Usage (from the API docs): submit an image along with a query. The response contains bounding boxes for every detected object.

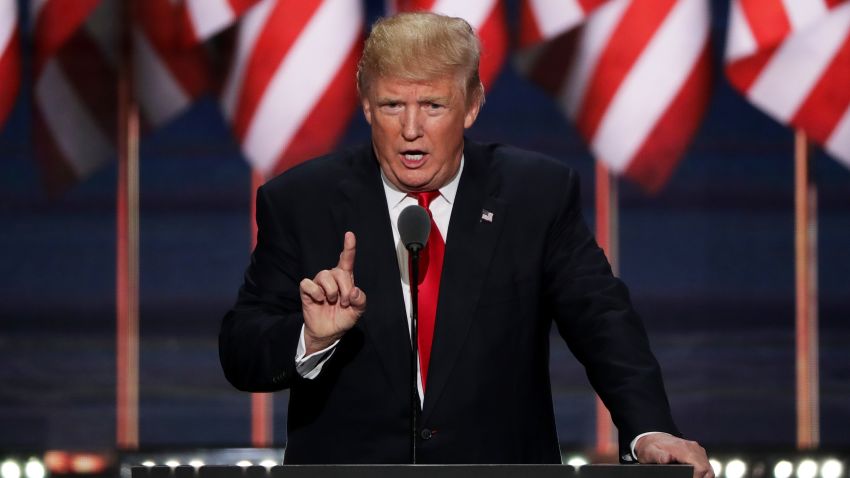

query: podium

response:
[131,465,693,478]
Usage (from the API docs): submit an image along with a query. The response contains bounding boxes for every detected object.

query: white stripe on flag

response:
[592,0,708,172]
[133,27,191,126]
[725,0,758,63]
[561,0,630,116]
[781,0,828,31]
[242,0,362,173]
[0,0,15,50]
[221,0,274,121]
[748,3,850,122]
[36,60,112,177]
[186,0,236,40]
[527,0,586,39]
[431,0,496,29]
[30,0,49,28]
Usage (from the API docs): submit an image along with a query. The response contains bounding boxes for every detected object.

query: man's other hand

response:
[300,231,367,354]
[635,433,714,478]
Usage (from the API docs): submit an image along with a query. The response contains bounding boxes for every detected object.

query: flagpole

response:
[116,0,140,450]
[594,161,619,459]
[794,129,819,449]
[250,169,273,447]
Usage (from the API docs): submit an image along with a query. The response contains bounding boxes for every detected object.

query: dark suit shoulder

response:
[261,143,373,199]
[465,141,580,204]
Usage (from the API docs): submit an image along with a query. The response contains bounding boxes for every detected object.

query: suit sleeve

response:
[544,169,680,461]
[219,184,305,392]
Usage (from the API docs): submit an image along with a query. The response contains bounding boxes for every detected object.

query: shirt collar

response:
[381,155,464,210]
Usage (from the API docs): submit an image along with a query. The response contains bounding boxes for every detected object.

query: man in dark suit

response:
[220,11,712,477]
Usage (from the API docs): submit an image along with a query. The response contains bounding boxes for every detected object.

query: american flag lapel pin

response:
[480,209,494,223]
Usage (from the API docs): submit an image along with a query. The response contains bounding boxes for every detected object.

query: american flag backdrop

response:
[516,0,712,193]
[31,0,211,193]
[216,0,363,177]
[0,0,19,128]
[725,0,850,168]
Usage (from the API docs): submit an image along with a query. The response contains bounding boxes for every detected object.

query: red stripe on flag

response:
[0,30,20,125]
[272,35,361,175]
[477,3,507,88]
[55,30,118,141]
[726,47,776,93]
[138,0,209,96]
[579,0,608,14]
[624,44,712,193]
[826,0,849,9]
[739,0,792,49]
[232,0,323,140]
[33,0,99,74]
[526,29,579,96]
[229,0,262,16]
[575,0,676,140]
[518,0,544,47]
[401,0,437,11]
[790,32,850,145]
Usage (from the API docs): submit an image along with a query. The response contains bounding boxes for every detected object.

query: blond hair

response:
[357,12,485,106]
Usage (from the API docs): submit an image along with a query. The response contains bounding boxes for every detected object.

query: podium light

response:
[236,460,252,467]
[774,460,794,478]
[141,461,155,467]
[797,460,818,478]
[566,456,588,468]
[259,460,278,469]
[710,459,723,476]
[820,459,843,478]
[0,461,20,478]
[164,460,180,468]
[725,459,747,478]
[188,460,205,468]
[23,460,44,478]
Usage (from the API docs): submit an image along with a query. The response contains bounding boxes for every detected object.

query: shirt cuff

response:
[295,326,339,379]
[628,431,671,462]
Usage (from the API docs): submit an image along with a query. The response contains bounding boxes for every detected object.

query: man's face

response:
[362,75,481,192]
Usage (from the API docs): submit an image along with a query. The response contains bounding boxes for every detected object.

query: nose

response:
[401,107,423,141]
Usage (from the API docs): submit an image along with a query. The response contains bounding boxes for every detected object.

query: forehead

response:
[370,75,463,100]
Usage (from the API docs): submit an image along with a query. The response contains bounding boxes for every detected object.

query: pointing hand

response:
[300,232,367,354]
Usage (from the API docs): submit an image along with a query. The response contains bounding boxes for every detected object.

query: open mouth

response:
[400,150,428,167]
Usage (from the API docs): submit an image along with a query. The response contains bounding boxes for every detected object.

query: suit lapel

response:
[422,142,507,421]
[332,148,412,404]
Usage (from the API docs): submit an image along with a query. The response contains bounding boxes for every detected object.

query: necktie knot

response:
[412,191,441,210]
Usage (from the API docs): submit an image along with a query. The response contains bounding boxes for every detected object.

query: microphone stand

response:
[409,246,421,464]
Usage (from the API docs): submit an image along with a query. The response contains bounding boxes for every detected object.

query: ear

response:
[361,97,373,126]
[463,92,482,129]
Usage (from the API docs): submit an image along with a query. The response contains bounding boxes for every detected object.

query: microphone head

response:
[398,205,431,252]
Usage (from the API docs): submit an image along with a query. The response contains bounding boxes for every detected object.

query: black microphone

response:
[398,205,431,253]
[397,204,430,464]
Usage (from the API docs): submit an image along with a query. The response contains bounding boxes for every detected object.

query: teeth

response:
[404,154,424,160]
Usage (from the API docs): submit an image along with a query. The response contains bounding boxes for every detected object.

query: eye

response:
[424,102,445,112]
[379,102,403,113]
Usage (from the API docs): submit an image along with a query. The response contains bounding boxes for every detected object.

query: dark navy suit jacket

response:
[220,141,679,464]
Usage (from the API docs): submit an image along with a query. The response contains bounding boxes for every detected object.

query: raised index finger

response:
[337,231,356,272]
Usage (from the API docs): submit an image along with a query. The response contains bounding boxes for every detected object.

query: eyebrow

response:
[419,96,450,103]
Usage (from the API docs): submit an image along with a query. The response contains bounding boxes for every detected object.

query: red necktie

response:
[410,191,444,392]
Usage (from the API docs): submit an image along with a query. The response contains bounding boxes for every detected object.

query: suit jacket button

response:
[420,428,432,440]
